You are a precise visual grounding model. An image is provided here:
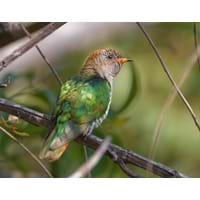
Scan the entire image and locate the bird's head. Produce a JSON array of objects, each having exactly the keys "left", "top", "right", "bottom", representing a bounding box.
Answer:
[{"left": 81, "top": 48, "right": 132, "bottom": 84}]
